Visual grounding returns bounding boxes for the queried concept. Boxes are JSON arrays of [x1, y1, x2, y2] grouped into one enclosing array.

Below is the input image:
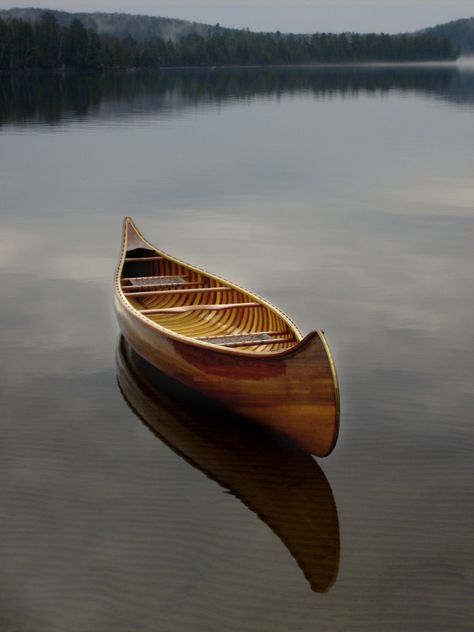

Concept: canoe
[[114, 217, 340, 457], [116, 336, 340, 593]]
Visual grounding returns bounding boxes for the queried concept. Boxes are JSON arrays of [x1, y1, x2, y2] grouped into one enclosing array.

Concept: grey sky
[[0, 1, 472, 33]]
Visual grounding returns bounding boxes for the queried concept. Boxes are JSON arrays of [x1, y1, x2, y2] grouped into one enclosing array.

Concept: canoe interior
[[119, 224, 302, 353]]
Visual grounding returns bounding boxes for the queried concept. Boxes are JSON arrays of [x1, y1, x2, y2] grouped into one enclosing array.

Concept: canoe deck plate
[[129, 276, 186, 286], [199, 333, 274, 346]]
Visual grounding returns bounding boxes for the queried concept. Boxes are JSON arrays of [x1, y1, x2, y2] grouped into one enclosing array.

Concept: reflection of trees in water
[[0, 66, 472, 126]]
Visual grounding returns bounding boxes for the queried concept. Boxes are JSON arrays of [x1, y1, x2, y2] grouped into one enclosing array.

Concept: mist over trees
[[422, 17, 474, 54], [0, 7, 215, 43], [0, 13, 458, 71]]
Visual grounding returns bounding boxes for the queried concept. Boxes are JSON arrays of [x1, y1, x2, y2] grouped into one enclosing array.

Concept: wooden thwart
[[139, 302, 261, 315], [125, 256, 164, 262]]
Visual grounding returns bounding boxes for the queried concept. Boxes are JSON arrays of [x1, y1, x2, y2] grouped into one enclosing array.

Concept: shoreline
[[0, 58, 467, 76]]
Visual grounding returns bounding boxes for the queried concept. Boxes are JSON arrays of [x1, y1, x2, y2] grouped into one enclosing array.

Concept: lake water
[[1, 64, 473, 631]]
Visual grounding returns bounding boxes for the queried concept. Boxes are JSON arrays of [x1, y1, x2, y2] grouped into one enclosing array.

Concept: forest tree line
[[0, 13, 458, 70]]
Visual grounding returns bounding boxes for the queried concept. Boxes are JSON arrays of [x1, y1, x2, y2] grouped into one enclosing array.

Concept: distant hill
[[0, 7, 470, 61], [421, 17, 474, 54], [1, 8, 473, 53], [0, 7, 218, 42]]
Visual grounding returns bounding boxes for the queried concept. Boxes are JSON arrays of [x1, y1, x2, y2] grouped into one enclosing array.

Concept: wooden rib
[[125, 256, 164, 262], [123, 287, 231, 298], [139, 302, 260, 315]]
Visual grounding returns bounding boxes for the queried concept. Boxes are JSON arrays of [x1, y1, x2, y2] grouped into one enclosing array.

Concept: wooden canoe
[[116, 336, 340, 593], [114, 217, 340, 457]]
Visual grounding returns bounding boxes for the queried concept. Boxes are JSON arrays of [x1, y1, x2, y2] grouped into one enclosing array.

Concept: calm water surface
[[1, 65, 473, 631]]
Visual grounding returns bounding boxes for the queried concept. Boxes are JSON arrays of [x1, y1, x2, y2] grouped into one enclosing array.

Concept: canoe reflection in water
[[116, 336, 340, 593]]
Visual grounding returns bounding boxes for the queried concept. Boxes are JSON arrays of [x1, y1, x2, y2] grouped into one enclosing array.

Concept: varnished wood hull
[[114, 217, 340, 457], [116, 336, 340, 593]]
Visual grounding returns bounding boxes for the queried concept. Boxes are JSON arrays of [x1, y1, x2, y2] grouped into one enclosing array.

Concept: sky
[[0, 1, 472, 33]]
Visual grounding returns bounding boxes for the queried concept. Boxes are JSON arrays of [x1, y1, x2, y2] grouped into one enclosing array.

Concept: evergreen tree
[[64, 18, 88, 67], [86, 29, 102, 67], [34, 13, 60, 68], [0, 18, 8, 69]]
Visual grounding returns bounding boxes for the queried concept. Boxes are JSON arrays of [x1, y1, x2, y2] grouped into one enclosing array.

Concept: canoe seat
[[128, 275, 187, 287], [198, 333, 274, 345]]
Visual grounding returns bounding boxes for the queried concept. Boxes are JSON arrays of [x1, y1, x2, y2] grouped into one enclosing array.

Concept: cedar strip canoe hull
[[114, 217, 340, 457]]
